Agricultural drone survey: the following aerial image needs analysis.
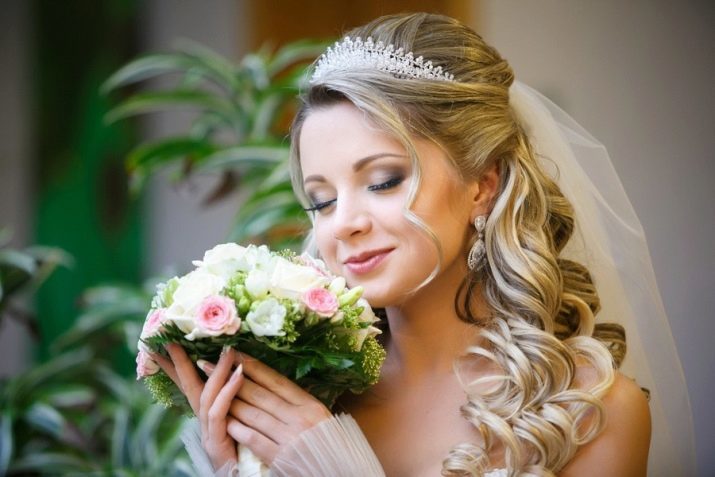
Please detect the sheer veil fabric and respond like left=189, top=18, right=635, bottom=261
left=509, top=82, right=696, bottom=475
left=180, top=83, right=696, bottom=476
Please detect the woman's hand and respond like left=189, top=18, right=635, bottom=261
left=153, top=344, right=245, bottom=471
left=203, top=353, right=333, bottom=465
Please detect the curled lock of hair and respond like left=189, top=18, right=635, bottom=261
left=291, top=13, right=626, bottom=476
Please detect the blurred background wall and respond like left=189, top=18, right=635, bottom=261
left=1, top=0, right=712, bottom=474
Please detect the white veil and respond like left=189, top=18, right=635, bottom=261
left=509, top=81, right=696, bottom=476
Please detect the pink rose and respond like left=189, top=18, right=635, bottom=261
left=299, top=252, right=331, bottom=278
left=141, top=309, right=165, bottom=339
left=302, top=287, right=339, bottom=317
left=196, top=295, right=240, bottom=336
left=136, top=349, right=160, bottom=379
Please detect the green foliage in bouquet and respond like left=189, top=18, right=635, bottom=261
left=102, top=39, right=330, bottom=248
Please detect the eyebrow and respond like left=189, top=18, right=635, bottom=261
left=303, top=153, right=407, bottom=185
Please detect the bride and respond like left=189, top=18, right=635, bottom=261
left=154, top=12, right=693, bottom=476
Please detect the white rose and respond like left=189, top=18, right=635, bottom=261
left=244, top=244, right=274, bottom=271
left=245, top=269, right=270, bottom=298
left=165, top=269, right=225, bottom=333
left=356, top=298, right=379, bottom=324
left=245, top=298, right=286, bottom=337
left=192, top=243, right=249, bottom=277
left=269, top=258, right=329, bottom=300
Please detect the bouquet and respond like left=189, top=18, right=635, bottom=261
left=135, top=243, right=386, bottom=474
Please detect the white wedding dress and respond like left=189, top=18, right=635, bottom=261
left=183, top=414, right=507, bottom=477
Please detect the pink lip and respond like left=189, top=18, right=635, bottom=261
left=344, top=248, right=394, bottom=275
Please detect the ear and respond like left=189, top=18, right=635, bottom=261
left=469, top=162, right=500, bottom=222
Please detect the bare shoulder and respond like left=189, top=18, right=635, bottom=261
left=560, top=371, right=651, bottom=476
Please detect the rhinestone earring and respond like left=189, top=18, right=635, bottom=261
left=467, top=215, right=487, bottom=271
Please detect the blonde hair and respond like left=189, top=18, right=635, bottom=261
left=289, top=13, right=625, bottom=476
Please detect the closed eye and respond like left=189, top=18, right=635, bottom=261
left=303, top=198, right=336, bottom=213
left=367, top=176, right=404, bottom=192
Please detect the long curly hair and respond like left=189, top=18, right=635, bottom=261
left=289, top=12, right=626, bottom=476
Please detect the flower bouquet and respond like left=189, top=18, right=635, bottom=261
left=135, top=243, right=385, bottom=475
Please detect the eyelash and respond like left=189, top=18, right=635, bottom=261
left=303, top=198, right=336, bottom=213
left=303, top=176, right=404, bottom=213
left=367, top=176, right=403, bottom=191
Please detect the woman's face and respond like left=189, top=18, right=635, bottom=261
left=299, top=101, right=476, bottom=307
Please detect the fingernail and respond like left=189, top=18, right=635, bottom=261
left=229, top=363, right=243, bottom=383
left=221, top=344, right=232, bottom=356
left=196, top=359, right=215, bottom=374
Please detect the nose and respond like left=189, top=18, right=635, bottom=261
left=331, top=197, right=372, bottom=241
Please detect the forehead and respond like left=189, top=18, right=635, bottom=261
left=298, top=102, right=406, bottom=173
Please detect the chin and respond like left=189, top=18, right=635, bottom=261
left=356, top=282, right=411, bottom=309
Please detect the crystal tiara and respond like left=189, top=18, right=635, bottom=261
left=310, top=36, right=455, bottom=83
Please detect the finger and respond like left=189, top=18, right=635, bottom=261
left=235, top=353, right=309, bottom=405
left=201, top=348, right=236, bottom=437
left=226, top=416, right=279, bottom=465
left=151, top=352, right=181, bottom=390
left=166, top=343, right=203, bottom=414
left=229, top=394, right=291, bottom=443
left=207, top=364, right=245, bottom=442
left=202, top=359, right=294, bottom=430
left=236, top=377, right=293, bottom=421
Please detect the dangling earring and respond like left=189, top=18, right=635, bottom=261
left=467, top=215, right=487, bottom=271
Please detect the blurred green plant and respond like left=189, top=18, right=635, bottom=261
left=0, top=228, right=72, bottom=338
left=1, top=279, right=197, bottom=476
left=102, top=39, right=328, bottom=248
left=1, top=38, right=329, bottom=475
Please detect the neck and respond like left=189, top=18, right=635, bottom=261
left=383, top=263, right=487, bottom=385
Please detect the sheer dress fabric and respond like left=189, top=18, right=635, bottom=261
left=182, top=414, right=507, bottom=476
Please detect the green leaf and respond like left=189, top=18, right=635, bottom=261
left=195, top=145, right=287, bottom=173
left=24, top=245, right=75, bottom=269
left=104, top=90, right=235, bottom=124
left=51, top=302, right=145, bottom=353
left=190, top=110, right=230, bottom=140
left=126, top=137, right=217, bottom=172
left=0, top=246, right=72, bottom=304
left=0, top=249, right=36, bottom=276
left=39, top=385, right=96, bottom=409
left=81, top=283, right=150, bottom=308
left=232, top=202, right=307, bottom=243
left=131, top=404, right=165, bottom=469
left=249, top=91, right=288, bottom=140
left=241, top=53, right=270, bottom=90
left=295, top=360, right=312, bottom=379
left=96, top=366, right=136, bottom=405
left=9, top=452, right=93, bottom=473
left=101, top=53, right=206, bottom=93
left=0, top=411, right=12, bottom=476
left=7, top=348, right=93, bottom=402
left=175, top=39, right=242, bottom=91
left=23, top=402, right=68, bottom=440
left=111, top=406, right=130, bottom=469
left=266, top=39, right=331, bottom=78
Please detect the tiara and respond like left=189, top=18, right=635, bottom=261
left=310, top=36, right=455, bottom=83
